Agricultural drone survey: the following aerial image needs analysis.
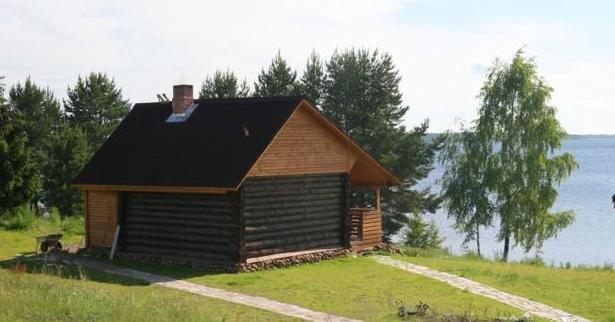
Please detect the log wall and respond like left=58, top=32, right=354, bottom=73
left=86, top=191, right=118, bottom=247
left=241, top=173, right=348, bottom=259
left=119, top=192, right=240, bottom=266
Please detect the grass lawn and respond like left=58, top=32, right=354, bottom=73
left=112, top=256, right=528, bottom=321
left=0, top=222, right=83, bottom=259
left=0, top=265, right=291, bottom=322
left=0, top=228, right=288, bottom=322
left=394, top=255, right=615, bottom=321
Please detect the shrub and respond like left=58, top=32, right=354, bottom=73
left=0, top=205, right=37, bottom=230
left=519, top=257, right=546, bottom=267
left=402, top=247, right=450, bottom=258
left=404, top=214, right=443, bottom=249
left=462, top=250, right=483, bottom=260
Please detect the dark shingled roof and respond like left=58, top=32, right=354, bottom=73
left=73, top=96, right=304, bottom=188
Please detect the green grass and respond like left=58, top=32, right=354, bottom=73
left=0, top=263, right=290, bottom=322
left=0, top=228, right=288, bottom=322
left=0, top=226, right=534, bottom=321
left=393, top=254, right=615, bottom=321
left=111, top=256, right=527, bottom=321
left=0, top=226, right=83, bottom=259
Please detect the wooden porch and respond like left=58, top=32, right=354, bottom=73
left=347, top=188, right=383, bottom=250
left=348, top=208, right=382, bottom=250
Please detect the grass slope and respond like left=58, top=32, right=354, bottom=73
left=394, top=255, right=615, bottom=321
left=0, top=228, right=287, bottom=322
left=0, top=267, right=291, bottom=322
left=113, top=256, right=526, bottom=321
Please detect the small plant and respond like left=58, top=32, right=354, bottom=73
left=462, top=250, right=483, bottom=260
left=396, top=300, right=535, bottom=321
left=404, top=214, right=444, bottom=249
left=397, top=300, right=430, bottom=319
left=519, top=257, right=545, bottom=267
left=402, top=246, right=450, bottom=258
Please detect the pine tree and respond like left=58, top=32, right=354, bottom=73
left=254, top=51, right=300, bottom=96
left=199, top=70, right=250, bottom=99
left=321, top=49, right=443, bottom=240
left=8, top=77, right=62, bottom=153
left=299, top=51, right=326, bottom=106
left=64, top=73, right=131, bottom=150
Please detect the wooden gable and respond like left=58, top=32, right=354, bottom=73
left=246, top=100, right=400, bottom=187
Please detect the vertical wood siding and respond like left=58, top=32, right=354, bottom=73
left=248, top=105, right=356, bottom=177
left=241, top=173, right=347, bottom=259
left=86, top=191, right=118, bottom=247
left=119, top=192, right=240, bottom=266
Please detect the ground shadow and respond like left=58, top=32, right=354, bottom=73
left=0, top=252, right=226, bottom=287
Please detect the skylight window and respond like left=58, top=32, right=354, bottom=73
left=166, top=103, right=198, bottom=123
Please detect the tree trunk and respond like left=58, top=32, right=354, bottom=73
left=502, top=233, right=510, bottom=262
left=476, top=223, right=481, bottom=257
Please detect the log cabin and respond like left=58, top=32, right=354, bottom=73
left=73, top=84, right=401, bottom=270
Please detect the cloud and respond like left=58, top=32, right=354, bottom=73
left=0, top=0, right=613, bottom=134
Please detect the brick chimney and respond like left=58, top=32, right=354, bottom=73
left=172, top=84, right=193, bottom=114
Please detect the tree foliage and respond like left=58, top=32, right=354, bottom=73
left=254, top=51, right=300, bottom=96
left=440, top=129, right=495, bottom=256
left=440, top=50, right=577, bottom=261
left=8, top=77, right=62, bottom=155
left=299, top=51, right=326, bottom=105
left=0, top=78, right=40, bottom=215
left=41, top=124, right=90, bottom=217
left=319, top=49, right=443, bottom=240
left=199, top=70, right=250, bottom=99
left=404, top=213, right=443, bottom=249
left=64, top=72, right=130, bottom=150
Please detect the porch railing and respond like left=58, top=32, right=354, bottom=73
left=348, top=208, right=382, bottom=250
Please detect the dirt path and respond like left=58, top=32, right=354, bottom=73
left=74, top=258, right=360, bottom=322
left=372, top=256, right=590, bottom=322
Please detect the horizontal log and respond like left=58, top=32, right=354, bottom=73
left=245, top=222, right=343, bottom=243
left=123, top=236, right=237, bottom=253
left=245, top=199, right=342, bottom=212
left=245, top=190, right=343, bottom=205
left=124, top=216, right=238, bottom=230
left=124, top=210, right=237, bottom=223
left=123, top=221, right=237, bottom=237
left=121, top=245, right=236, bottom=263
left=125, top=230, right=236, bottom=249
left=245, top=216, right=342, bottom=234
left=246, top=238, right=343, bottom=258
left=245, top=210, right=342, bottom=226
left=125, top=203, right=237, bottom=215
left=245, top=230, right=342, bottom=250
left=245, top=204, right=341, bottom=219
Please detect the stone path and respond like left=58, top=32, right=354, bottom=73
left=73, top=258, right=360, bottom=322
left=372, top=256, right=591, bottom=322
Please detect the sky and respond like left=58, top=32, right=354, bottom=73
left=1, top=0, right=614, bottom=134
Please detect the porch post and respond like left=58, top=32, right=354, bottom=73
left=375, top=187, right=381, bottom=211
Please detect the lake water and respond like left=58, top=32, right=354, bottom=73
left=416, top=135, right=615, bottom=266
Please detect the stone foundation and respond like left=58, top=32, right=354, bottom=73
left=239, top=248, right=352, bottom=272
